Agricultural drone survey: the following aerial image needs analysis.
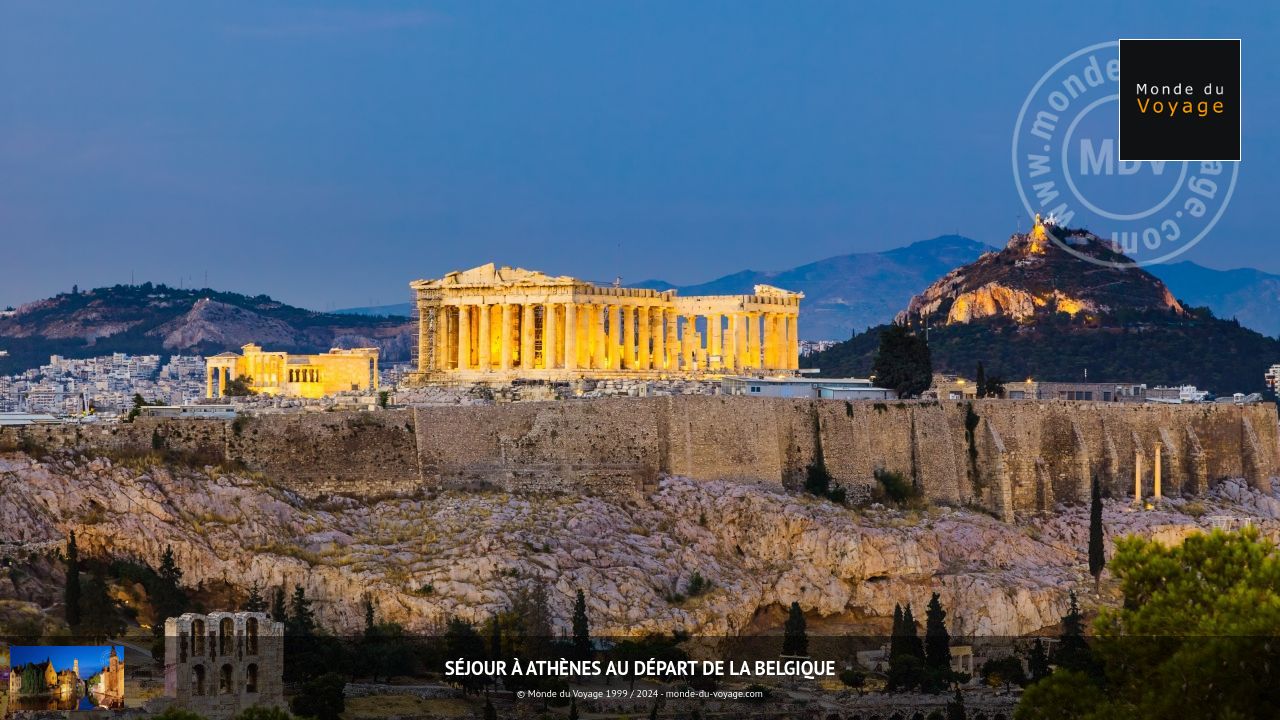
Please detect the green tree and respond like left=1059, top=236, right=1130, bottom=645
left=243, top=581, right=267, bottom=613
left=945, top=687, right=965, bottom=720
left=232, top=707, right=293, bottom=720
left=1052, top=592, right=1094, bottom=676
left=568, top=697, right=579, bottom=720
left=288, top=585, right=316, bottom=636
left=1018, top=529, right=1280, bottom=719
left=571, top=589, right=592, bottom=662
left=923, top=593, right=952, bottom=692
left=445, top=618, right=488, bottom=696
left=888, top=602, right=926, bottom=692
left=290, top=672, right=345, bottom=720
left=980, top=655, right=1027, bottom=690
left=781, top=602, right=807, bottom=657
left=1088, top=478, right=1105, bottom=590
left=81, top=567, right=125, bottom=640
left=65, top=531, right=81, bottom=629
left=483, top=696, right=497, bottom=720
left=151, top=708, right=210, bottom=720
left=271, top=586, right=287, bottom=621
left=871, top=324, right=933, bottom=398
left=1026, top=639, right=1051, bottom=683
left=975, top=361, right=986, bottom=398
left=224, top=375, right=256, bottom=396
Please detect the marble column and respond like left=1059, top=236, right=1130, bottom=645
left=206, top=367, right=214, bottom=398
left=564, top=303, right=579, bottom=370
left=762, top=313, right=776, bottom=369
left=724, top=314, right=739, bottom=372
left=436, top=308, right=451, bottom=371
left=746, top=312, right=760, bottom=369
left=637, top=306, right=650, bottom=370
left=679, top=315, right=694, bottom=371
left=417, top=301, right=431, bottom=372
left=477, top=303, right=492, bottom=370
left=607, top=304, right=622, bottom=370
left=592, top=304, right=608, bottom=369
left=543, top=303, right=558, bottom=369
left=521, top=304, right=536, bottom=369
left=499, top=304, right=514, bottom=370
left=783, top=312, right=793, bottom=368
left=708, top=314, right=722, bottom=370
left=666, top=310, right=679, bottom=370
left=622, top=306, right=636, bottom=369
left=652, top=308, right=665, bottom=370
left=457, top=304, right=472, bottom=370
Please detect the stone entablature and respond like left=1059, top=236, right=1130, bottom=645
left=408, top=263, right=803, bottom=383
left=163, top=611, right=284, bottom=719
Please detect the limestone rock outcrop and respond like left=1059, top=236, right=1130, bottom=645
left=2, top=451, right=1277, bottom=640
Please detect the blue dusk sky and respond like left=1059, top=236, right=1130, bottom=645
left=1, top=1, right=1276, bottom=310
left=10, top=645, right=124, bottom=678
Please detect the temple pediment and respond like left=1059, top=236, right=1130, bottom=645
left=418, top=263, right=579, bottom=289
left=754, top=284, right=805, bottom=299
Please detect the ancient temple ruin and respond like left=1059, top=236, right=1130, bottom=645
left=162, top=611, right=284, bottom=719
left=408, top=263, right=803, bottom=383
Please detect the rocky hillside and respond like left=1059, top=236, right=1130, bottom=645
left=897, top=222, right=1183, bottom=326
left=808, top=223, right=1280, bottom=394
left=3, top=450, right=1277, bottom=640
left=0, top=283, right=414, bottom=374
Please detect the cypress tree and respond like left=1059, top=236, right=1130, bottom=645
left=488, top=614, right=502, bottom=662
left=889, top=603, right=904, bottom=659
left=902, top=603, right=924, bottom=660
left=946, top=687, right=966, bottom=720
left=975, top=362, right=987, bottom=398
left=483, top=696, right=497, bottom=720
left=363, top=595, right=376, bottom=635
left=1027, top=639, right=1051, bottom=683
left=289, top=585, right=316, bottom=636
left=1055, top=591, right=1094, bottom=676
left=65, top=530, right=81, bottom=629
left=571, top=589, right=592, bottom=661
left=923, top=593, right=952, bottom=692
left=243, top=581, right=267, bottom=613
left=782, top=601, right=808, bottom=657
left=271, top=586, right=287, bottom=621
left=1089, top=477, right=1105, bottom=591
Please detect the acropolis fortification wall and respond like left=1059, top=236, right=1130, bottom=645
left=4, top=397, right=1277, bottom=520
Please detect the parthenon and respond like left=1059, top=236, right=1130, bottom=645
left=407, top=263, right=802, bottom=383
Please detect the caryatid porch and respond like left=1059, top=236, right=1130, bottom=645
left=408, top=264, right=803, bottom=383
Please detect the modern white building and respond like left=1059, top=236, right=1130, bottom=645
left=139, top=404, right=237, bottom=420
left=720, top=376, right=896, bottom=400
left=1267, top=364, right=1280, bottom=392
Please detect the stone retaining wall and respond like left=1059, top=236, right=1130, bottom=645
left=3, top=398, right=1276, bottom=519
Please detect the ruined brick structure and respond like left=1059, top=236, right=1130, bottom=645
left=162, top=611, right=284, bottom=719
left=5, top=398, right=1278, bottom=520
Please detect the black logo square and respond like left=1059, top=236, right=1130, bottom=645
left=1119, top=39, right=1240, bottom=161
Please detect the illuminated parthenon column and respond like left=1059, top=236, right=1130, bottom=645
left=408, top=265, right=803, bottom=383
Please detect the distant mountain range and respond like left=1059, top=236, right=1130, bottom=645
left=0, top=284, right=414, bottom=375
left=338, top=237, right=1280, bottom=341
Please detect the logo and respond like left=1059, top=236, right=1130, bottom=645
left=1011, top=41, right=1238, bottom=268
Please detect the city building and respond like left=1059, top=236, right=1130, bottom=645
left=1267, top=364, right=1280, bottom=391
left=205, top=344, right=379, bottom=399
left=407, top=263, right=803, bottom=383
left=721, top=375, right=895, bottom=400
left=140, top=404, right=237, bottom=420
left=932, top=375, right=1149, bottom=402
